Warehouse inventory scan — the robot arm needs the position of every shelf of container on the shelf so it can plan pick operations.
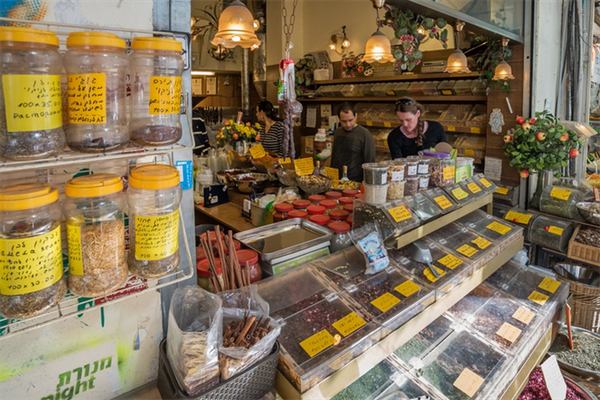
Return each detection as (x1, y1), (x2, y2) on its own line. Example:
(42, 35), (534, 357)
(527, 208), (600, 229)
(388, 193), (493, 249)
(312, 72), (481, 85)
(274, 237), (524, 399)
(375, 145), (390, 152)
(299, 95), (487, 102)
(361, 121), (486, 134)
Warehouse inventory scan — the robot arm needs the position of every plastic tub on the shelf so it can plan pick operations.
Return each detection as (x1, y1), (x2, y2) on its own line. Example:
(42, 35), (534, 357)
(362, 163), (388, 185)
(363, 183), (389, 204)
(455, 157), (474, 182)
(387, 180), (405, 200)
(454, 80), (473, 95)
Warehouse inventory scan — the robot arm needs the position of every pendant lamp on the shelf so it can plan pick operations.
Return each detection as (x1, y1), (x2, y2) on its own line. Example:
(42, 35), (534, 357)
(363, 3), (394, 63)
(211, 0), (261, 50)
(445, 21), (470, 73)
(492, 38), (514, 80)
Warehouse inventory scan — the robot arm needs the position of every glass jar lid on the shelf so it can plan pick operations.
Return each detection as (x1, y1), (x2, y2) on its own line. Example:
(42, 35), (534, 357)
(0, 27), (59, 46)
(328, 221), (351, 233)
(131, 37), (182, 52)
(67, 31), (126, 49)
(0, 183), (58, 211)
(274, 202), (293, 213)
(65, 173), (123, 198)
(129, 164), (180, 190)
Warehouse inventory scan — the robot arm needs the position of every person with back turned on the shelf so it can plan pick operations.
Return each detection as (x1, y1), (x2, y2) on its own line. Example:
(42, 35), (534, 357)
(330, 102), (375, 182)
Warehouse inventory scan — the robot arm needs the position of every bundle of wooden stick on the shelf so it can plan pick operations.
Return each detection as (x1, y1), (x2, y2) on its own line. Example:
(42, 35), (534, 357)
(222, 312), (272, 349)
(199, 226), (252, 293)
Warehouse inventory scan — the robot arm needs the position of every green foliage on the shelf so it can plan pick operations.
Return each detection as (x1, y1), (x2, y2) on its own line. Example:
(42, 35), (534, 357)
(295, 55), (316, 95)
(474, 36), (512, 94)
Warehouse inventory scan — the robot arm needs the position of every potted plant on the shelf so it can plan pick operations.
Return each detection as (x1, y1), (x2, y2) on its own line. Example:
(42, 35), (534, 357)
(341, 52), (373, 78)
(295, 55), (316, 95)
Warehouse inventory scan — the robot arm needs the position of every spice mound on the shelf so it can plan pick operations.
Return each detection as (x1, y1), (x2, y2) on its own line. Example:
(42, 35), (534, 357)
(548, 330), (600, 372)
(518, 367), (586, 400)
(574, 226), (600, 247)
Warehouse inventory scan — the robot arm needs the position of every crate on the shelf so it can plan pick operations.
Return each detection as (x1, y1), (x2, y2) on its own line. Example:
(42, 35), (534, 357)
(157, 339), (280, 400)
(568, 224), (600, 267)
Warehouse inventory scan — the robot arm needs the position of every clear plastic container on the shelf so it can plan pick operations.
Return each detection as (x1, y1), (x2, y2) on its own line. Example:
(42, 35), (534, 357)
(418, 173), (430, 192)
(384, 82), (397, 96)
(130, 37), (184, 146)
(457, 209), (524, 245)
(423, 151), (455, 187)
(417, 157), (431, 175)
(455, 157), (474, 182)
(484, 260), (525, 291)
(393, 82), (411, 96)
(405, 192), (442, 221)
(383, 198), (420, 234)
(64, 174), (128, 297)
(409, 81), (426, 96)
(392, 315), (455, 367)
(274, 202), (294, 222)
(353, 199), (396, 239)
(362, 163), (388, 185)
(64, 32), (129, 152)
(0, 183), (67, 318)
(444, 182), (474, 205)
(460, 178), (486, 198)
(386, 160), (406, 182)
(539, 185), (585, 219)
(447, 284), (496, 323)
(371, 83), (387, 96)
(387, 180), (405, 200)
(423, 81), (441, 95)
(406, 156), (419, 177)
(438, 80), (457, 96)
(528, 215), (574, 253)
(427, 222), (499, 265)
(0, 27), (65, 160)
(236, 249), (262, 283)
(328, 221), (352, 253)
(454, 79), (473, 95)
(363, 182), (389, 204)
(423, 187), (459, 214)
(127, 164), (182, 278)
(471, 80), (486, 94)
(404, 176), (419, 196)
(474, 173), (497, 193)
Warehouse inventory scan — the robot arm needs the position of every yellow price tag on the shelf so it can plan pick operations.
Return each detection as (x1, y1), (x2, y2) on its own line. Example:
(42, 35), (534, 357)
(453, 368), (485, 398)
(467, 182), (482, 194)
(464, 149), (476, 157)
(457, 244), (478, 258)
(424, 266), (446, 282)
(66, 223), (83, 275)
(447, 125), (456, 132)
(437, 254), (463, 269)
(135, 209), (179, 261)
(538, 277), (561, 294)
(504, 211), (532, 225)
(441, 90), (453, 96)
(496, 322), (522, 343)
(512, 307), (535, 325)
(371, 292), (401, 313)
(366, 121), (373, 126)
(332, 312), (366, 337)
(470, 127), (481, 134)
(67, 73), (107, 124)
(452, 188), (469, 200)
(249, 143), (267, 159)
(294, 157), (315, 176)
(528, 290), (549, 305)
(434, 195), (453, 210)
(323, 167), (340, 183)
(472, 236), (491, 249)
(395, 280), (421, 298)
(383, 121), (392, 128)
(281, 157), (292, 164)
(495, 187), (509, 195)
(149, 76), (182, 115)
(548, 226), (564, 236)
(550, 187), (572, 200)
(486, 221), (512, 235)
(299, 330), (335, 358)
(443, 166), (456, 181)
(386, 90), (396, 96)
(388, 205), (412, 223)
(479, 178), (492, 188)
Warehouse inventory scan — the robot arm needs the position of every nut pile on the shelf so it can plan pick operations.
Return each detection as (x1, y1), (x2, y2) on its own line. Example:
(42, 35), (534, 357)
(575, 226), (600, 246)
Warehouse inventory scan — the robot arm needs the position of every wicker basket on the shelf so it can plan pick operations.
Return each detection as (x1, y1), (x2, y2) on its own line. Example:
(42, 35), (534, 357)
(553, 262), (600, 333)
(568, 225), (600, 267)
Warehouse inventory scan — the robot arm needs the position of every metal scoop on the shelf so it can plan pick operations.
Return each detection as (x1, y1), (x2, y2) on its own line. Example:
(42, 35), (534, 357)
(408, 242), (441, 278)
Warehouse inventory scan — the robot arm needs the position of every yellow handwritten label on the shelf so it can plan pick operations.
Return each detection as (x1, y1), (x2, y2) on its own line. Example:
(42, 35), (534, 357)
(441, 90), (453, 96)
(437, 254), (463, 269)
(464, 149), (475, 157)
(512, 307), (535, 325)
(383, 121), (392, 128)
(472, 237), (491, 250)
(371, 292), (401, 313)
(386, 90), (396, 96)
(332, 312), (366, 337)
(495, 187), (509, 195)
(135, 209), (179, 261)
(3, 74), (62, 132)
(443, 166), (456, 181)
(388, 205), (412, 222)
(447, 125), (456, 132)
(249, 143), (267, 159)
(67, 73), (107, 124)
(550, 187), (572, 201)
(504, 211), (532, 225)
(496, 322), (522, 343)
(453, 368), (485, 397)
(395, 280), (421, 298)
(66, 223), (83, 275)
(528, 290), (549, 305)
(548, 226), (564, 236)
(457, 244), (478, 258)
(452, 188), (469, 200)
(486, 221), (512, 235)
(479, 178), (492, 188)
(324, 167), (340, 183)
(281, 157), (292, 165)
(434, 195), (453, 210)
(149, 76), (182, 115)
(0, 225), (63, 295)
(366, 121), (373, 126)
(294, 157), (315, 176)
(424, 265), (446, 282)
(467, 182), (482, 194)
(470, 127), (481, 134)
(299, 330), (335, 358)
(538, 277), (561, 294)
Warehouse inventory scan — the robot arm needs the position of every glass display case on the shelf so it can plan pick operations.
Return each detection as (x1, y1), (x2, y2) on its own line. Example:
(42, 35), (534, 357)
(424, 222), (499, 266)
(423, 187), (460, 214)
(456, 209), (523, 245)
(404, 192), (443, 221)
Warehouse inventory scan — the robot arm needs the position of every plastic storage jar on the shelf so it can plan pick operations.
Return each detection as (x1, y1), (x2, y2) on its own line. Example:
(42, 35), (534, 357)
(127, 164), (182, 278)
(64, 32), (129, 152)
(236, 249), (262, 283)
(308, 194), (326, 204)
(329, 209), (349, 222)
(307, 205), (326, 215)
(319, 199), (338, 213)
(328, 221), (352, 253)
(0, 27), (65, 160)
(196, 258), (223, 292)
(325, 191), (342, 201)
(130, 37), (184, 146)
(0, 183), (67, 318)
(64, 174), (128, 297)
(406, 156), (419, 177)
(423, 151), (455, 187)
(273, 202), (293, 222)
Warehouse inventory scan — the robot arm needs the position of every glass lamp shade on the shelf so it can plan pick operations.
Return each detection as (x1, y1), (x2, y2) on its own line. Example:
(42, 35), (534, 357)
(211, 0), (261, 50)
(492, 60), (515, 80)
(444, 49), (471, 73)
(363, 30), (395, 63)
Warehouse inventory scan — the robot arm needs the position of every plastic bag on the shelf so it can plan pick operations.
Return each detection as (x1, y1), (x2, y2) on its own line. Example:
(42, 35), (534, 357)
(219, 308), (280, 380)
(350, 222), (390, 275)
(217, 285), (270, 315)
(166, 287), (222, 396)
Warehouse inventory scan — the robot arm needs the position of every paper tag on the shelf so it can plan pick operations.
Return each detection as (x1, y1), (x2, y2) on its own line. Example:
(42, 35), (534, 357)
(294, 157), (315, 176)
(332, 312), (366, 337)
(383, 121), (392, 128)
(395, 280), (421, 298)
(452, 187), (469, 200)
(443, 166), (456, 181)
(66, 223), (83, 275)
(470, 127), (481, 134)
(495, 187), (509, 195)
(67, 73), (107, 124)
(479, 178), (492, 188)
(548, 226), (564, 236)
(453, 368), (485, 398)
(447, 125), (456, 132)
(442, 90), (453, 95)
(249, 143), (267, 159)
(457, 244), (478, 258)
(486, 221), (511, 235)
(496, 322), (522, 343)
(550, 187), (572, 201)
(594, 187), (600, 202)
(472, 237), (491, 249)
(366, 121), (373, 126)
(135, 209), (179, 261)
(539, 277), (561, 294)
(423, 266), (446, 282)
(300, 330), (335, 358)
(324, 167), (340, 183)
(541, 356), (567, 400)
(371, 292), (401, 313)
(437, 254), (463, 269)
(388, 205), (412, 222)
(528, 290), (549, 305)
(504, 211), (532, 225)
(465, 148), (475, 157)
(386, 90), (396, 96)
(434, 195), (453, 210)
(467, 182), (482, 194)
(512, 307), (535, 325)
(149, 76), (182, 115)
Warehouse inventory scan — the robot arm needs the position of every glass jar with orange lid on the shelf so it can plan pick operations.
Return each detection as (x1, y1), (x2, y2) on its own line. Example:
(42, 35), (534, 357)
(64, 32), (129, 152)
(63, 173), (128, 297)
(273, 202), (293, 222)
(129, 37), (184, 146)
(0, 183), (67, 318)
(0, 27), (65, 160)
(127, 164), (182, 278)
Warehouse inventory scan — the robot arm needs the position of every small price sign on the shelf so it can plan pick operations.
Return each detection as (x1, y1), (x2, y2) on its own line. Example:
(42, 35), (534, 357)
(447, 125), (456, 132)
(443, 166), (456, 181)
(470, 127), (481, 134)
(504, 211), (532, 225)
(464, 149), (475, 157)
(495, 187), (509, 195)
(453, 368), (485, 397)
(371, 292), (401, 313)
(547, 226), (564, 236)
(496, 322), (522, 343)
(467, 182), (482, 194)
(538, 277), (561, 294)
(294, 157), (315, 176)
(366, 121), (373, 126)
(452, 187), (469, 200)
(457, 244), (478, 258)
(437, 254), (463, 269)
(486, 221), (511, 235)
(388, 205), (412, 222)
(550, 187), (572, 200)
(512, 307), (535, 325)
(423, 266), (446, 282)
(528, 290), (549, 305)
(383, 121), (392, 128)
(395, 280), (421, 298)
(479, 177), (492, 188)
(324, 167), (339, 183)
(299, 329), (335, 358)
(332, 312), (366, 337)
(472, 236), (491, 249)
(249, 143), (266, 159)
(434, 195), (453, 210)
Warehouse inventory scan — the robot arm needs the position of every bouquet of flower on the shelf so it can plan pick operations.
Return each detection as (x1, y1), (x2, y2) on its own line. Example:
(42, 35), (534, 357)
(341, 52), (373, 78)
(216, 120), (261, 147)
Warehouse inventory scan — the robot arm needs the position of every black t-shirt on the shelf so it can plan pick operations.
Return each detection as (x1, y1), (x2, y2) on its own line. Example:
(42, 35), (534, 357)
(388, 121), (447, 159)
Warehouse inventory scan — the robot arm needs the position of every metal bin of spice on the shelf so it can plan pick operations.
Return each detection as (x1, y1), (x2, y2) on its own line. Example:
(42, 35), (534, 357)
(492, 183), (519, 206)
(528, 215), (574, 253)
(540, 185), (585, 219)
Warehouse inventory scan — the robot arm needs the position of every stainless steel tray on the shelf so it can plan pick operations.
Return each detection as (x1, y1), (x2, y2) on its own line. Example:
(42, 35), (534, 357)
(234, 218), (332, 262)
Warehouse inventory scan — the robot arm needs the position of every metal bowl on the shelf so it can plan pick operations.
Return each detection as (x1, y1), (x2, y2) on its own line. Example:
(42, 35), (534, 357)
(550, 325), (600, 386)
(554, 261), (599, 285)
(232, 173), (271, 194)
(216, 169), (247, 188)
(577, 202), (600, 225)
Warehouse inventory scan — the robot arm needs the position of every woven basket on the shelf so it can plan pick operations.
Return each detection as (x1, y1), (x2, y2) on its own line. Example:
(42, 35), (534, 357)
(553, 262), (600, 333)
(568, 225), (600, 267)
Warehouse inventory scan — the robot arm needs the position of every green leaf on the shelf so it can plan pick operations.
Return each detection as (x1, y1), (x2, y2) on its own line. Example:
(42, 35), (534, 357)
(437, 18), (447, 28)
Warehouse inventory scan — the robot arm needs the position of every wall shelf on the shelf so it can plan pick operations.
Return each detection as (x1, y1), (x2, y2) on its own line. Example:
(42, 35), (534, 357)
(312, 72), (481, 85)
(299, 95), (487, 102)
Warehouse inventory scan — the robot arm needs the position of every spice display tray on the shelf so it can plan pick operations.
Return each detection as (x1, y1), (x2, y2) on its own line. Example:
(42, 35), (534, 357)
(443, 183), (476, 206)
(424, 222), (498, 265)
(459, 178), (487, 199)
(483, 260), (526, 291)
(404, 192), (443, 222)
(382, 199), (421, 235)
(456, 209), (524, 243)
(568, 224), (600, 267)
(446, 284), (496, 323)
(423, 187), (460, 214)
(352, 200), (397, 240)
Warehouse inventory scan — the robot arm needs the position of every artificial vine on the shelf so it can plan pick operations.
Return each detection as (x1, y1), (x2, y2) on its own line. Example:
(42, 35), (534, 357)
(474, 36), (512, 94)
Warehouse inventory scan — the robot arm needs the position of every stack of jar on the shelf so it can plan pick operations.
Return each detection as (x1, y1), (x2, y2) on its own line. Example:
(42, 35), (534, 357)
(0, 27), (184, 161)
(362, 163), (389, 204)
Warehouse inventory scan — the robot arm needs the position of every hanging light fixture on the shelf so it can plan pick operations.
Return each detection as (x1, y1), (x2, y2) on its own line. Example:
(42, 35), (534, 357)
(211, 0), (261, 50)
(363, 3), (394, 63)
(445, 21), (470, 73)
(492, 38), (515, 80)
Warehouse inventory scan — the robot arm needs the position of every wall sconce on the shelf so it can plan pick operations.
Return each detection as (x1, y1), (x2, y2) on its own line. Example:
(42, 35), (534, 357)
(445, 21), (471, 73)
(492, 38), (514, 80)
(329, 25), (350, 54)
(211, 0), (261, 50)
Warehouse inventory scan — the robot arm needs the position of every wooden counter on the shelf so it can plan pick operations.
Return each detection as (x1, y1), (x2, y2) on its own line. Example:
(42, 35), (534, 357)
(194, 189), (256, 233)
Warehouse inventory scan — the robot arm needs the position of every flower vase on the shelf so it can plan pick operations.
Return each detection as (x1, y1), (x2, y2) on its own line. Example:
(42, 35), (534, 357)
(529, 170), (553, 209)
